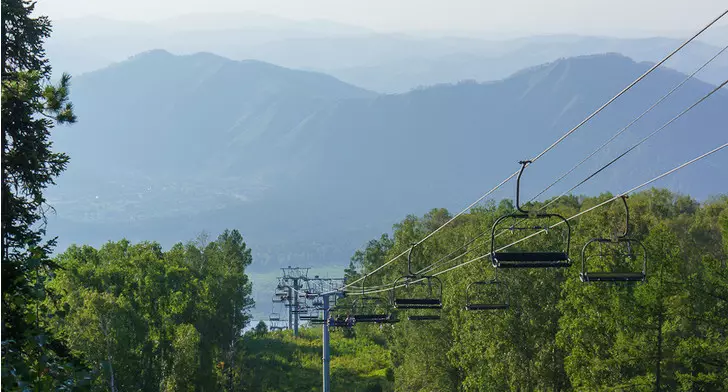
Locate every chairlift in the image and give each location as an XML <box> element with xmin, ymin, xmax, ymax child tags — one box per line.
<box><xmin>465</xmin><ymin>269</ymin><xmax>509</xmax><ymax>311</ymax></box>
<box><xmin>269</xmin><ymin>312</ymin><xmax>281</xmax><ymax>321</ymax></box>
<box><xmin>291</xmin><ymin>304</ymin><xmax>309</xmax><ymax>314</ymax></box>
<box><xmin>352</xmin><ymin>297</ymin><xmax>393</xmax><ymax>323</ymax></box>
<box><xmin>580</xmin><ymin>196</ymin><xmax>647</xmax><ymax>283</ymax></box>
<box><xmin>299</xmin><ymin>290</ymin><xmax>317</xmax><ymax>300</ymax></box>
<box><xmin>328</xmin><ymin>314</ymin><xmax>355</xmax><ymax>328</ymax></box>
<box><xmin>491</xmin><ymin>161</ymin><xmax>571</xmax><ymax>269</ymax></box>
<box><xmin>300</xmin><ymin>307</ymin><xmax>321</xmax><ymax>320</ymax></box>
<box><xmin>274</xmin><ymin>284</ymin><xmax>288</xmax><ymax>300</ymax></box>
<box><xmin>392</xmin><ymin>245</ymin><xmax>443</xmax><ymax>315</ymax></box>
<box><xmin>407</xmin><ymin>314</ymin><xmax>441</xmax><ymax>321</ymax></box>
<box><xmin>309</xmin><ymin>309</ymin><xmax>326</xmax><ymax>325</ymax></box>
<box><xmin>352</xmin><ymin>275</ymin><xmax>391</xmax><ymax>323</ymax></box>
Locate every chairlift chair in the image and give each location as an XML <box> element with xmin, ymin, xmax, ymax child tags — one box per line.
<box><xmin>392</xmin><ymin>245</ymin><xmax>443</xmax><ymax>310</ymax></box>
<box><xmin>299</xmin><ymin>308</ymin><xmax>321</xmax><ymax>320</ymax></box>
<box><xmin>352</xmin><ymin>297</ymin><xmax>391</xmax><ymax>323</ymax></box>
<box><xmin>491</xmin><ymin>161</ymin><xmax>571</xmax><ymax>269</ymax></box>
<box><xmin>299</xmin><ymin>291</ymin><xmax>318</xmax><ymax>300</ymax></box>
<box><xmin>328</xmin><ymin>314</ymin><xmax>355</xmax><ymax>328</ymax></box>
<box><xmin>407</xmin><ymin>314</ymin><xmax>441</xmax><ymax>321</ymax></box>
<box><xmin>309</xmin><ymin>309</ymin><xmax>326</xmax><ymax>324</ymax></box>
<box><xmin>269</xmin><ymin>312</ymin><xmax>281</xmax><ymax>321</ymax></box>
<box><xmin>352</xmin><ymin>275</ymin><xmax>392</xmax><ymax>323</ymax></box>
<box><xmin>465</xmin><ymin>269</ymin><xmax>510</xmax><ymax>311</ymax></box>
<box><xmin>580</xmin><ymin>196</ymin><xmax>647</xmax><ymax>283</ymax></box>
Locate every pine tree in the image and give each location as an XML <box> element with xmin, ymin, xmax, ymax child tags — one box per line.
<box><xmin>2</xmin><ymin>0</ymin><xmax>82</xmax><ymax>387</ymax></box>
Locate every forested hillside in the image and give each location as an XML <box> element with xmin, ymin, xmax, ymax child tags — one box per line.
<box><xmin>330</xmin><ymin>189</ymin><xmax>728</xmax><ymax>391</ymax></box>
<box><xmin>37</xmin><ymin>189</ymin><xmax>726</xmax><ymax>391</ymax></box>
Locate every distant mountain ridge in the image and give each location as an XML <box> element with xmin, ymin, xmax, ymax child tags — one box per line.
<box><xmin>46</xmin><ymin>15</ymin><xmax>727</xmax><ymax>92</ymax></box>
<box><xmin>49</xmin><ymin>51</ymin><xmax>728</xmax><ymax>272</ymax></box>
<box><xmin>55</xmin><ymin>50</ymin><xmax>373</xmax><ymax>181</ymax></box>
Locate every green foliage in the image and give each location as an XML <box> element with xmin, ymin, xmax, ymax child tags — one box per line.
<box><xmin>253</xmin><ymin>320</ymin><xmax>269</xmax><ymax>336</ymax></box>
<box><xmin>237</xmin><ymin>326</ymin><xmax>393</xmax><ymax>391</ymax></box>
<box><xmin>1</xmin><ymin>0</ymin><xmax>84</xmax><ymax>388</ymax></box>
<box><xmin>349</xmin><ymin>190</ymin><xmax>728</xmax><ymax>391</ymax></box>
<box><xmin>45</xmin><ymin>230</ymin><xmax>254</xmax><ymax>391</ymax></box>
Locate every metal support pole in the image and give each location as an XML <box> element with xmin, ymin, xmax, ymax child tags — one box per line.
<box><xmin>293</xmin><ymin>278</ymin><xmax>299</xmax><ymax>337</ymax></box>
<box><xmin>322</xmin><ymin>295</ymin><xmax>330</xmax><ymax>392</ymax></box>
<box><xmin>288</xmin><ymin>287</ymin><xmax>293</xmax><ymax>330</ymax></box>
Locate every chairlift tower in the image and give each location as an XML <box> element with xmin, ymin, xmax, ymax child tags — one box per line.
<box><xmin>280</xmin><ymin>267</ymin><xmax>309</xmax><ymax>337</ymax></box>
<box><xmin>272</xmin><ymin>268</ymin><xmax>345</xmax><ymax>392</ymax></box>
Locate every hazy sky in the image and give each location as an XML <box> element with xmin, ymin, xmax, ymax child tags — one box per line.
<box><xmin>36</xmin><ymin>0</ymin><xmax>727</xmax><ymax>36</ymax></box>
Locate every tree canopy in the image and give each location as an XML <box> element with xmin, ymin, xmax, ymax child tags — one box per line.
<box><xmin>2</xmin><ymin>0</ymin><xmax>79</xmax><ymax>387</ymax></box>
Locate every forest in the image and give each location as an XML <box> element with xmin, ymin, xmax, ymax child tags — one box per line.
<box><xmin>332</xmin><ymin>190</ymin><xmax>728</xmax><ymax>391</ymax></box>
<box><xmin>5</xmin><ymin>189</ymin><xmax>728</xmax><ymax>391</ymax></box>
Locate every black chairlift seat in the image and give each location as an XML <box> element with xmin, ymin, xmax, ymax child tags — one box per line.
<box><xmin>491</xmin><ymin>251</ymin><xmax>570</xmax><ymax>268</ymax></box>
<box><xmin>581</xmin><ymin>271</ymin><xmax>645</xmax><ymax>282</ymax></box>
<box><xmin>269</xmin><ymin>313</ymin><xmax>281</xmax><ymax>321</ymax></box>
<box><xmin>407</xmin><ymin>314</ymin><xmax>441</xmax><ymax>321</ymax></box>
<box><xmin>392</xmin><ymin>245</ymin><xmax>445</xmax><ymax>311</ymax></box>
<box><xmin>354</xmin><ymin>314</ymin><xmax>390</xmax><ymax>322</ymax></box>
<box><xmin>491</xmin><ymin>161</ymin><xmax>571</xmax><ymax>269</ymax></box>
<box><xmin>466</xmin><ymin>304</ymin><xmax>509</xmax><ymax>310</ymax></box>
<box><xmin>392</xmin><ymin>279</ymin><xmax>443</xmax><ymax>310</ymax></box>
<box><xmin>465</xmin><ymin>271</ymin><xmax>510</xmax><ymax>311</ymax></box>
<box><xmin>300</xmin><ymin>291</ymin><xmax>317</xmax><ymax>299</ymax></box>
<box><xmin>580</xmin><ymin>197</ymin><xmax>646</xmax><ymax>283</ymax></box>
<box><xmin>328</xmin><ymin>317</ymin><xmax>355</xmax><ymax>328</ymax></box>
<box><xmin>352</xmin><ymin>290</ymin><xmax>391</xmax><ymax>323</ymax></box>
<box><xmin>393</xmin><ymin>298</ymin><xmax>443</xmax><ymax>309</ymax></box>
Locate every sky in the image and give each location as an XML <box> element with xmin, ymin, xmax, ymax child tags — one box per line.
<box><xmin>36</xmin><ymin>0</ymin><xmax>728</xmax><ymax>37</ymax></box>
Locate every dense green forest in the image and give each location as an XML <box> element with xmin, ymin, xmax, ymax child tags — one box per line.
<box><xmin>335</xmin><ymin>190</ymin><xmax>728</xmax><ymax>392</ymax></box>
<box><xmin>6</xmin><ymin>189</ymin><xmax>727</xmax><ymax>391</ymax></box>
<box><xmin>46</xmin><ymin>231</ymin><xmax>254</xmax><ymax>390</ymax></box>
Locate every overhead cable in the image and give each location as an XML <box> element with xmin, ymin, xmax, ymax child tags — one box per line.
<box><xmin>350</xmin><ymin>141</ymin><xmax>728</xmax><ymax>296</ymax></box>
<box><xmin>329</xmin><ymin>9</ymin><xmax>727</xmax><ymax>295</ymax></box>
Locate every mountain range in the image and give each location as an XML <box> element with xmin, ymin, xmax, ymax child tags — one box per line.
<box><xmin>48</xmin><ymin>50</ymin><xmax>728</xmax><ymax>274</ymax></box>
<box><xmin>46</xmin><ymin>15</ymin><xmax>728</xmax><ymax>93</ymax></box>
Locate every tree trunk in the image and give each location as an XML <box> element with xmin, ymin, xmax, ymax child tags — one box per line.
<box><xmin>656</xmin><ymin>311</ymin><xmax>663</xmax><ymax>392</ymax></box>
<box><xmin>108</xmin><ymin>353</ymin><xmax>116</xmax><ymax>392</ymax></box>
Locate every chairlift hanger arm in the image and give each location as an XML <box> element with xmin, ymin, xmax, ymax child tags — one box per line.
<box><xmin>618</xmin><ymin>195</ymin><xmax>630</xmax><ymax>239</ymax></box>
<box><xmin>516</xmin><ymin>160</ymin><xmax>532</xmax><ymax>214</ymax></box>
